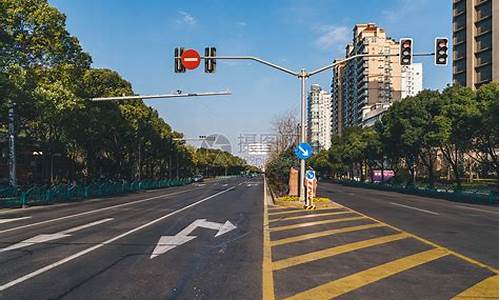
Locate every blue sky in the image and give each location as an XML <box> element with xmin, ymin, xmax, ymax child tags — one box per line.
<box><xmin>50</xmin><ymin>0</ymin><xmax>452</xmax><ymax>156</ymax></box>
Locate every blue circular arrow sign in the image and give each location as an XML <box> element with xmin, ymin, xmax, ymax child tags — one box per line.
<box><xmin>306</xmin><ymin>170</ymin><xmax>316</xmax><ymax>181</ymax></box>
<box><xmin>294</xmin><ymin>143</ymin><xmax>313</xmax><ymax>160</ymax></box>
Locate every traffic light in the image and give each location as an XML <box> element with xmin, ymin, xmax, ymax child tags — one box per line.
<box><xmin>399</xmin><ymin>38</ymin><xmax>413</xmax><ymax>66</ymax></box>
<box><xmin>204</xmin><ymin>47</ymin><xmax>216</xmax><ymax>73</ymax></box>
<box><xmin>174</xmin><ymin>47</ymin><xmax>185</xmax><ymax>73</ymax></box>
<box><xmin>435</xmin><ymin>38</ymin><xmax>448</xmax><ymax>65</ymax></box>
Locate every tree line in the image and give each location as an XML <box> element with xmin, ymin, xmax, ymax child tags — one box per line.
<box><xmin>267</xmin><ymin>83</ymin><xmax>498</xmax><ymax>193</ymax></box>
<box><xmin>309</xmin><ymin>83</ymin><xmax>498</xmax><ymax>189</ymax></box>
<box><xmin>0</xmin><ymin>0</ymin><xmax>249</xmax><ymax>184</ymax></box>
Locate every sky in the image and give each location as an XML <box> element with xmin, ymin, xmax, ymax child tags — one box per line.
<box><xmin>49</xmin><ymin>0</ymin><xmax>453</xmax><ymax>158</ymax></box>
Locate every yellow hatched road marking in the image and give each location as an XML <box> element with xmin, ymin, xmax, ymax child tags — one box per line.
<box><xmin>271</xmin><ymin>223</ymin><xmax>386</xmax><ymax>247</ymax></box>
<box><xmin>451</xmin><ymin>275</ymin><xmax>499</xmax><ymax>299</ymax></box>
<box><xmin>268</xmin><ymin>210</ymin><xmax>353</xmax><ymax>223</ymax></box>
<box><xmin>262</xmin><ymin>181</ymin><xmax>275</xmax><ymax>300</ymax></box>
<box><xmin>270</xmin><ymin>216</ymin><xmax>366</xmax><ymax>232</ymax></box>
<box><xmin>284</xmin><ymin>248</ymin><xmax>449</xmax><ymax>300</ymax></box>
<box><xmin>336</xmin><ymin>202</ymin><xmax>499</xmax><ymax>274</ymax></box>
<box><xmin>268</xmin><ymin>207</ymin><xmax>343</xmax><ymax>216</ymax></box>
<box><xmin>273</xmin><ymin>232</ymin><xmax>409</xmax><ymax>271</ymax></box>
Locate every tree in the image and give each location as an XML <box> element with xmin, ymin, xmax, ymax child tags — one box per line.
<box><xmin>471</xmin><ymin>82</ymin><xmax>499</xmax><ymax>174</ymax></box>
<box><xmin>439</xmin><ymin>85</ymin><xmax>478</xmax><ymax>189</ymax></box>
<box><xmin>309</xmin><ymin>150</ymin><xmax>330</xmax><ymax>177</ymax></box>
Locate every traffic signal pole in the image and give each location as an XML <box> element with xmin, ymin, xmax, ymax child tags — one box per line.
<box><xmin>192</xmin><ymin>51</ymin><xmax>434</xmax><ymax>202</ymax></box>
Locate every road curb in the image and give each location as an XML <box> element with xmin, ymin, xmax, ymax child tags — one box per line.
<box><xmin>264</xmin><ymin>177</ymin><xmax>275</xmax><ymax>206</ymax></box>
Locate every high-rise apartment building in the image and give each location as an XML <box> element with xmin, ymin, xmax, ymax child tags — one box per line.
<box><xmin>332</xmin><ymin>23</ymin><xmax>402</xmax><ymax>135</ymax></box>
<box><xmin>401</xmin><ymin>63</ymin><xmax>424</xmax><ymax>99</ymax></box>
<box><xmin>452</xmin><ymin>0</ymin><xmax>498</xmax><ymax>89</ymax></box>
<box><xmin>307</xmin><ymin>84</ymin><xmax>332</xmax><ymax>152</ymax></box>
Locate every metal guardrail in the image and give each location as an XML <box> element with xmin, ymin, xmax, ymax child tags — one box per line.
<box><xmin>333</xmin><ymin>180</ymin><xmax>499</xmax><ymax>205</ymax></box>
<box><xmin>0</xmin><ymin>178</ymin><xmax>192</xmax><ymax>209</ymax></box>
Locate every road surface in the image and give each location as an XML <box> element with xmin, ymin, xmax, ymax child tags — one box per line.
<box><xmin>0</xmin><ymin>177</ymin><xmax>497</xmax><ymax>299</ymax></box>
<box><xmin>0</xmin><ymin>177</ymin><xmax>263</xmax><ymax>299</ymax></box>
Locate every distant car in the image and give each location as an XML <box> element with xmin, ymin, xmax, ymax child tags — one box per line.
<box><xmin>192</xmin><ymin>175</ymin><xmax>204</xmax><ymax>182</ymax></box>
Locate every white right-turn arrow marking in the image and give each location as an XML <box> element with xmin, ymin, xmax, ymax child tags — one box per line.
<box><xmin>150</xmin><ymin>219</ymin><xmax>237</xmax><ymax>259</ymax></box>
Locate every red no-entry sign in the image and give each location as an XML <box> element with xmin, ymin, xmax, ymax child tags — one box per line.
<box><xmin>180</xmin><ymin>49</ymin><xmax>201</xmax><ymax>70</ymax></box>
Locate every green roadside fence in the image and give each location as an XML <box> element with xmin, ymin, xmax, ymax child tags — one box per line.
<box><xmin>0</xmin><ymin>178</ymin><xmax>192</xmax><ymax>209</ymax></box>
<box><xmin>333</xmin><ymin>179</ymin><xmax>498</xmax><ymax>205</ymax></box>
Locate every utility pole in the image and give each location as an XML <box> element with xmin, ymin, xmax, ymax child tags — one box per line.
<box><xmin>8</xmin><ymin>100</ymin><xmax>16</xmax><ymax>187</ymax></box>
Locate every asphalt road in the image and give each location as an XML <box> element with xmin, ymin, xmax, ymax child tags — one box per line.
<box><xmin>0</xmin><ymin>177</ymin><xmax>264</xmax><ymax>299</ymax></box>
<box><xmin>0</xmin><ymin>177</ymin><xmax>497</xmax><ymax>299</ymax></box>
<box><xmin>318</xmin><ymin>181</ymin><xmax>499</xmax><ymax>268</ymax></box>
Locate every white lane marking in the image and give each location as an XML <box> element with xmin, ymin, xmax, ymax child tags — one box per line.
<box><xmin>150</xmin><ymin>219</ymin><xmax>236</xmax><ymax>258</ymax></box>
<box><xmin>222</xmin><ymin>184</ymin><xmax>228</xmax><ymax>187</ymax></box>
<box><xmin>454</xmin><ymin>205</ymin><xmax>499</xmax><ymax>215</ymax></box>
<box><xmin>0</xmin><ymin>188</ymin><xmax>196</xmax><ymax>235</ymax></box>
<box><xmin>0</xmin><ymin>217</ymin><xmax>31</xmax><ymax>224</ymax></box>
<box><xmin>389</xmin><ymin>202</ymin><xmax>440</xmax><ymax>216</ymax></box>
<box><xmin>0</xmin><ymin>218</ymin><xmax>113</xmax><ymax>253</ymax></box>
<box><xmin>0</xmin><ymin>186</ymin><xmax>235</xmax><ymax>291</ymax></box>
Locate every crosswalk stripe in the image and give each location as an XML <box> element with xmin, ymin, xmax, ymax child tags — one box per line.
<box><xmin>270</xmin><ymin>216</ymin><xmax>366</xmax><ymax>232</ymax></box>
<box><xmin>268</xmin><ymin>211</ymin><xmax>353</xmax><ymax>223</ymax></box>
<box><xmin>268</xmin><ymin>207</ymin><xmax>343</xmax><ymax>217</ymax></box>
<box><xmin>450</xmin><ymin>274</ymin><xmax>499</xmax><ymax>299</ymax></box>
<box><xmin>271</xmin><ymin>223</ymin><xmax>386</xmax><ymax>247</ymax></box>
<box><xmin>284</xmin><ymin>248</ymin><xmax>449</xmax><ymax>300</ymax></box>
<box><xmin>273</xmin><ymin>233</ymin><xmax>409</xmax><ymax>271</ymax></box>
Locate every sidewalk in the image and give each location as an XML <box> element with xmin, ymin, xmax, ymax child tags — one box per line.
<box><xmin>262</xmin><ymin>200</ymin><xmax>498</xmax><ymax>299</ymax></box>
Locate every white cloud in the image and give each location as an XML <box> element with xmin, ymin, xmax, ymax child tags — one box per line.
<box><xmin>237</xmin><ymin>21</ymin><xmax>247</xmax><ymax>27</ymax></box>
<box><xmin>314</xmin><ymin>25</ymin><xmax>350</xmax><ymax>51</ymax></box>
<box><xmin>178</xmin><ymin>11</ymin><xmax>196</xmax><ymax>25</ymax></box>
<box><xmin>382</xmin><ymin>0</ymin><xmax>428</xmax><ymax>22</ymax></box>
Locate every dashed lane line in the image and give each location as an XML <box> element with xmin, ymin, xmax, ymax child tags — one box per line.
<box><xmin>454</xmin><ymin>205</ymin><xmax>499</xmax><ymax>215</ymax></box>
<box><xmin>268</xmin><ymin>211</ymin><xmax>352</xmax><ymax>223</ymax></box>
<box><xmin>271</xmin><ymin>223</ymin><xmax>386</xmax><ymax>247</ymax></box>
<box><xmin>283</xmin><ymin>248</ymin><xmax>449</xmax><ymax>300</ymax></box>
<box><xmin>389</xmin><ymin>202</ymin><xmax>440</xmax><ymax>216</ymax></box>
<box><xmin>269</xmin><ymin>216</ymin><xmax>366</xmax><ymax>233</ymax></box>
<box><xmin>273</xmin><ymin>232</ymin><xmax>409</xmax><ymax>271</ymax></box>
<box><xmin>451</xmin><ymin>274</ymin><xmax>499</xmax><ymax>299</ymax></box>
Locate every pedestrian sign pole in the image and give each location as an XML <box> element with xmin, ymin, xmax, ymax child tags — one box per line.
<box><xmin>305</xmin><ymin>169</ymin><xmax>316</xmax><ymax>210</ymax></box>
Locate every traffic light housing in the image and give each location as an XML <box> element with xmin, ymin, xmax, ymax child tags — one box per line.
<box><xmin>204</xmin><ymin>47</ymin><xmax>216</xmax><ymax>73</ymax></box>
<box><xmin>399</xmin><ymin>38</ymin><xmax>413</xmax><ymax>66</ymax></box>
<box><xmin>174</xmin><ymin>47</ymin><xmax>185</xmax><ymax>73</ymax></box>
<box><xmin>435</xmin><ymin>38</ymin><xmax>448</xmax><ymax>65</ymax></box>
